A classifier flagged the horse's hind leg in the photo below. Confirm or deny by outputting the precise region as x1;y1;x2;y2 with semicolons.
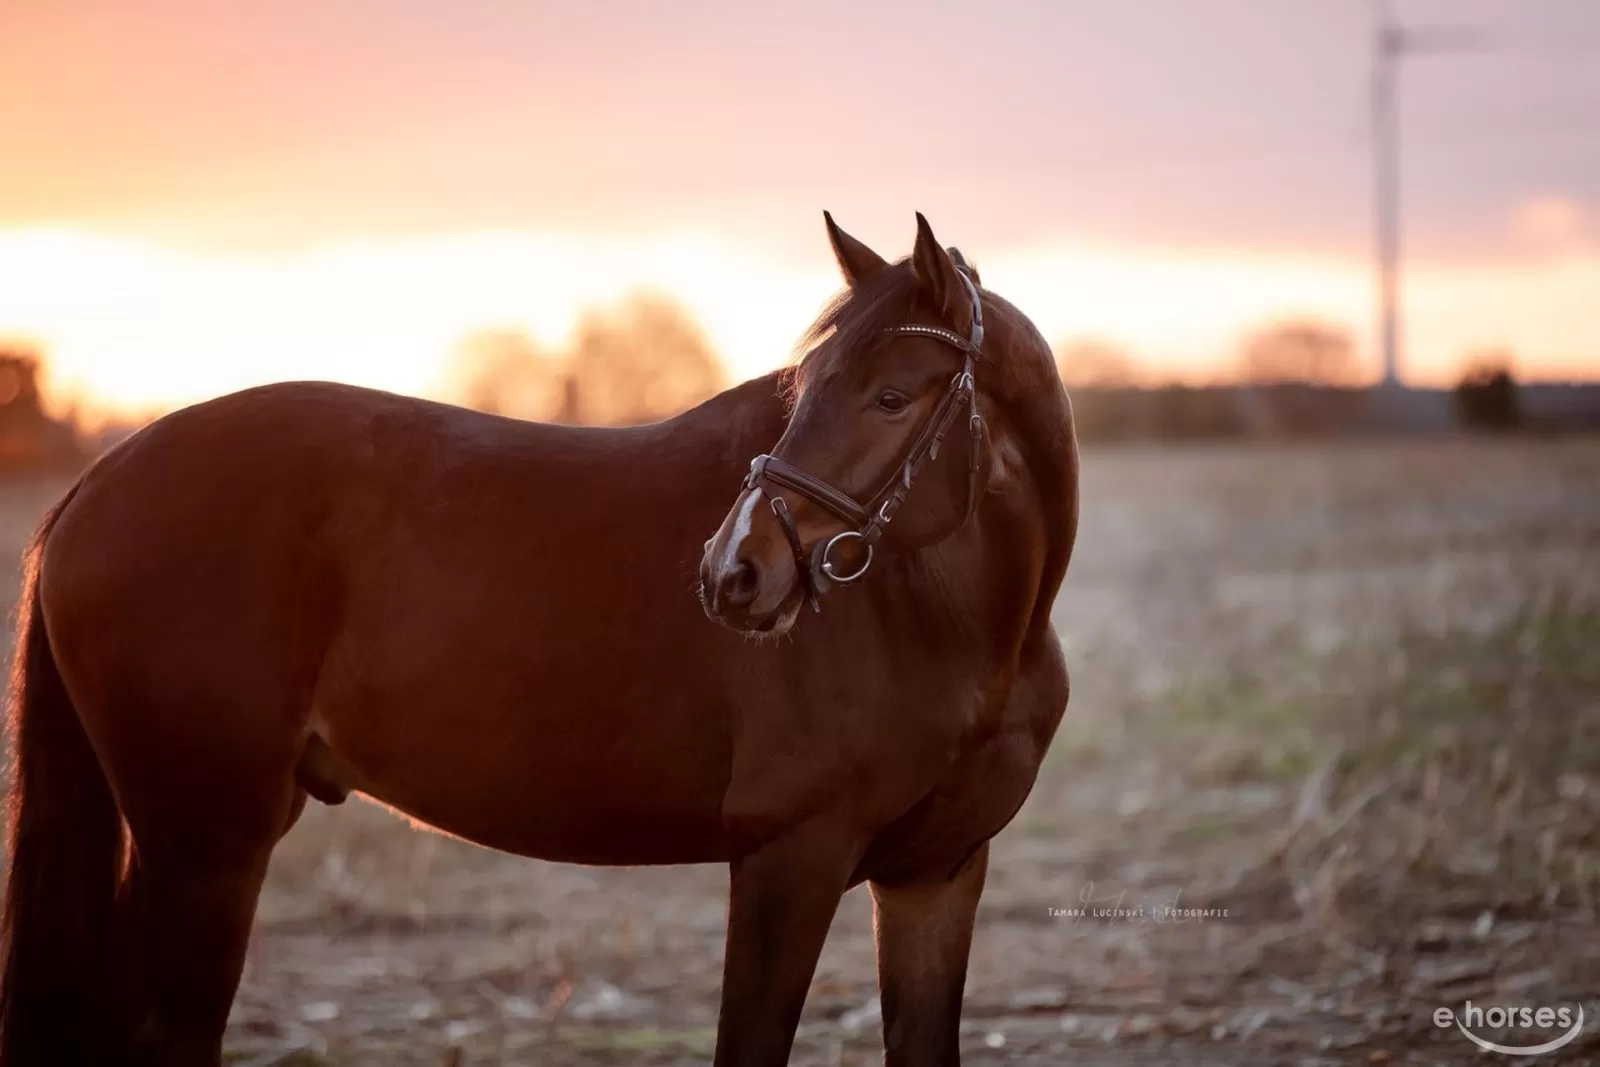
118;850;271;1065
114;771;304;1067
869;841;990;1067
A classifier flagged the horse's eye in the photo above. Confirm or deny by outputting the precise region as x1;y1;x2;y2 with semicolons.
877;390;910;414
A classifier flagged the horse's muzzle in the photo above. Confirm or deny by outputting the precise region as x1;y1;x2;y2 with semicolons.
699;545;797;635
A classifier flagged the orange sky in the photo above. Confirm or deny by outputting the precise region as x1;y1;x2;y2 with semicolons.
2;0;1597;421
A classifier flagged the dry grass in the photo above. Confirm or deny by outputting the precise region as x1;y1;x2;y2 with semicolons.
1;435;1597;1064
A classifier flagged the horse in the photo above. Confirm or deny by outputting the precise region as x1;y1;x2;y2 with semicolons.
0;211;1078;1066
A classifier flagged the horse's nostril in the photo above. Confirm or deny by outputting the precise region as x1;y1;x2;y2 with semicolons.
721;560;760;609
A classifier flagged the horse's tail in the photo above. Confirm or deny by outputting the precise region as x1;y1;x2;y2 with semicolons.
0;485;123;1067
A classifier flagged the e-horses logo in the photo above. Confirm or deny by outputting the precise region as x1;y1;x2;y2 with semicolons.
1433;1001;1584;1056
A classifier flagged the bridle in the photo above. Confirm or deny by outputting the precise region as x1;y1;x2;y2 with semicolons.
743;260;987;614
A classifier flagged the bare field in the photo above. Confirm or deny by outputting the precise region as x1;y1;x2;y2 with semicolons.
2;437;1597;1065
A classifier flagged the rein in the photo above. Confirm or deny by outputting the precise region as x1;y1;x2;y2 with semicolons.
744;263;987;614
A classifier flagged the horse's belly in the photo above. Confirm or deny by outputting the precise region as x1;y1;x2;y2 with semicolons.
314;683;736;867
311;572;740;863
340;744;734;866
366;780;732;866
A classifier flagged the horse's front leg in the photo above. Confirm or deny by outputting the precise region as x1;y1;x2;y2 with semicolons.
870;840;990;1067
713;817;861;1067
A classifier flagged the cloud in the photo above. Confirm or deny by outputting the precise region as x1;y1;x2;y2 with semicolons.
1510;196;1589;251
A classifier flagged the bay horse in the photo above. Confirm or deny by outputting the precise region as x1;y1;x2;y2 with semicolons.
0;212;1078;1066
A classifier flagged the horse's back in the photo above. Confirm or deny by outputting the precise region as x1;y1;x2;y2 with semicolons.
41;379;716;604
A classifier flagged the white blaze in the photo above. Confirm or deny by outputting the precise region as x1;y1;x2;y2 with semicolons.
720;488;762;573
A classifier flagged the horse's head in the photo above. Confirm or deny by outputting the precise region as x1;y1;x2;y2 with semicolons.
701;211;1067;636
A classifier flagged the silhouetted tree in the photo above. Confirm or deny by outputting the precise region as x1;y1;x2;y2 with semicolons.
1054;339;1153;440
446;294;725;426
566;293;725;426
1237;319;1360;386
0;345;84;470
1455;353;1522;431
450;329;574;422
1235;318;1364;435
1055;338;1141;389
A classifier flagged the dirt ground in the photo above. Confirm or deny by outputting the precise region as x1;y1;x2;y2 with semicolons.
1;436;1596;1065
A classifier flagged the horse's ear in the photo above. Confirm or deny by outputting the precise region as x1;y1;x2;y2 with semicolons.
947;248;980;286
823;211;888;287
911;212;970;322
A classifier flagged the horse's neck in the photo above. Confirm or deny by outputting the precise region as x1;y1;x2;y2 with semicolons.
675;373;789;450
640;373;789;501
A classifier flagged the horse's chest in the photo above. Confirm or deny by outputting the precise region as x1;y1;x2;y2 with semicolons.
859;644;1068;884
858;722;1045;884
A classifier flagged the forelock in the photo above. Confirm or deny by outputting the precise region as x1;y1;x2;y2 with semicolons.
788;260;920;397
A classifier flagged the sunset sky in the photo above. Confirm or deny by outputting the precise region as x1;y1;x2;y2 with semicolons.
2;0;1598;421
